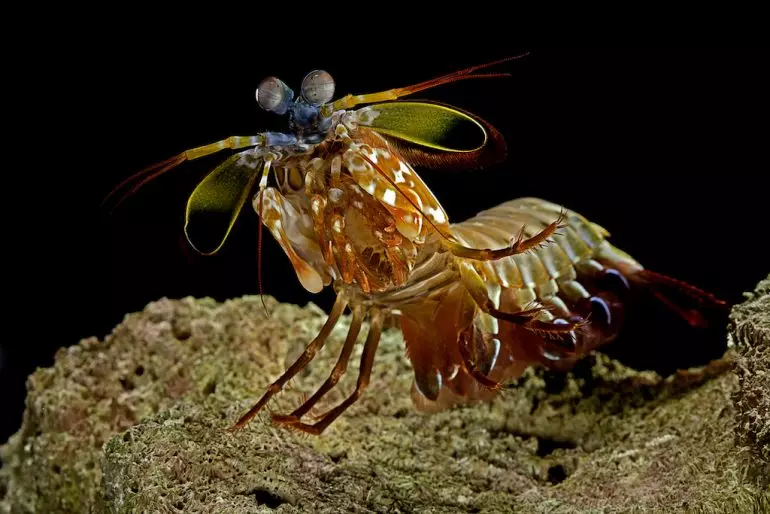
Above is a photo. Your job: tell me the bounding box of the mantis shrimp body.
[108,56,726,434]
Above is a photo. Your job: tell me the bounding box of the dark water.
[3,47,768,442]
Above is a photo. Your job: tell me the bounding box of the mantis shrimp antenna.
[257,190,270,317]
[257,160,273,317]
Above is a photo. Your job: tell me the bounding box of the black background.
[3,46,768,441]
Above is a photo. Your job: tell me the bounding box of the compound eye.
[256,77,294,114]
[300,70,335,106]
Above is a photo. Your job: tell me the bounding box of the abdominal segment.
[400,197,641,412]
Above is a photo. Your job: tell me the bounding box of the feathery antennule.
[394,53,530,96]
[101,153,188,212]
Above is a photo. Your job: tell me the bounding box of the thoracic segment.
[256,119,443,295]
[256,104,641,328]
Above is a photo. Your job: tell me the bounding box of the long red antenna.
[101,153,188,212]
[393,53,531,96]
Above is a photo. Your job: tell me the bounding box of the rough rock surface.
[730,274,770,487]
[1,281,768,513]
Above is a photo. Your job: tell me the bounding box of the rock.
[2,285,768,513]
[730,274,770,487]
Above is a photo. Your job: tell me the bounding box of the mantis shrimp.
[106,56,726,434]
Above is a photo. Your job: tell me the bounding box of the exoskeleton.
[108,57,726,434]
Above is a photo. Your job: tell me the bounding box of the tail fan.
[632,269,728,328]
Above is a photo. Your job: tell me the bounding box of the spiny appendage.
[530,318,587,356]
[447,210,567,262]
[509,209,568,252]
[459,260,584,340]
[476,291,585,352]
[482,296,585,336]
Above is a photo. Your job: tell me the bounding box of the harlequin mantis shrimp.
[106,55,727,434]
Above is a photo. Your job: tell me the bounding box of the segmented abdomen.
[401,197,648,413]
[451,197,642,316]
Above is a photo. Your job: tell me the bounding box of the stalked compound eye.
[256,77,294,115]
[300,70,335,106]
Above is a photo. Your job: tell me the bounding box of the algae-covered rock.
[0,297,329,513]
[730,274,770,487]
[2,279,769,513]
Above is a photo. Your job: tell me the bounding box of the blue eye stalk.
[255,70,336,146]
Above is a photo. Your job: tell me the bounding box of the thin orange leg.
[458,261,582,333]
[289,306,365,418]
[272,310,384,435]
[230,295,348,431]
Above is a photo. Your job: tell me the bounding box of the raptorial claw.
[458,332,504,391]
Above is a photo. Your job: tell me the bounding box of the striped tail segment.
[403,197,727,412]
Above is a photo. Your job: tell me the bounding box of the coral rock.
[1,285,768,513]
